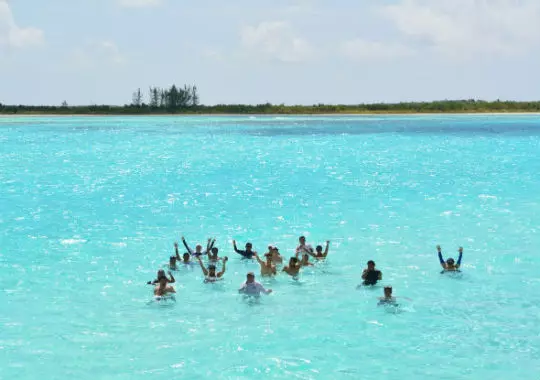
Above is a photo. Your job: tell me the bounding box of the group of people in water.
[148,235,464,305]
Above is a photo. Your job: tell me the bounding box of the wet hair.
[299,236,306,240]
[246,242,252,248]
[384,286,392,291]
[446,258,455,265]
[211,247,218,254]
[290,257,299,264]
[208,264,216,270]
[316,245,322,251]
[170,256,176,261]
[367,260,375,266]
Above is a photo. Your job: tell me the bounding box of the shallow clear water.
[1,115,540,379]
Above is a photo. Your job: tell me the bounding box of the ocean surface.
[1,115,539,379]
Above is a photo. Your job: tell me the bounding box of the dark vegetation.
[1,85,540,114]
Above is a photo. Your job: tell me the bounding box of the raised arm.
[181,236,194,255]
[174,242,181,260]
[437,245,446,269]
[167,271,176,284]
[254,253,264,266]
[323,241,330,257]
[217,257,228,278]
[196,257,208,276]
[232,240,247,257]
[456,247,463,268]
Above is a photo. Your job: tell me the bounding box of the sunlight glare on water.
[1,115,540,379]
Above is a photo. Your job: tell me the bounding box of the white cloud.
[381,0,540,58]
[240,21,313,63]
[0,1,44,48]
[118,0,162,8]
[70,40,125,69]
[341,39,414,61]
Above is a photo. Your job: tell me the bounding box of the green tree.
[132,88,143,107]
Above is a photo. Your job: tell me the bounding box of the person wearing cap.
[238,272,272,296]
[232,240,256,259]
[267,245,283,264]
[254,252,277,276]
[295,236,314,258]
[196,255,228,283]
[437,245,463,273]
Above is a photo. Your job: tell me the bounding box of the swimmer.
[181,236,214,258]
[168,255,178,271]
[361,260,382,286]
[208,247,222,263]
[152,270,176,296]
[238,272,273,296]
[377,286,397,306]
[180,252,194,266]
[282,257,301,276]
[196,256,228,283]
[309,240,330,260]
[147,269,168,285]
[300,253,314,267]
[254,252,277,276]
[232,240,256,259]
[437,245,463,273]
[295,236,314,258]
[266,245,283,264]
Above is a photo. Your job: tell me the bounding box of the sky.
[1,0,540,105]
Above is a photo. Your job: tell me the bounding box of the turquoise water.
[1,115,540,379]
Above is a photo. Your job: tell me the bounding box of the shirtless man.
[300,253,314,267]
[377,286,397,306]
[282,257,301,277]
[254,252,277,276]
[295,236,314,258]
[196,256,228,283]
[309,241,330,260]
[437,245,463,273]
[151,270,176,296]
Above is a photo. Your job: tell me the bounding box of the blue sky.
[1,0,539,105]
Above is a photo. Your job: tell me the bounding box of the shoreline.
[2,111,540,118]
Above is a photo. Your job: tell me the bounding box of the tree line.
[1,85,540,114]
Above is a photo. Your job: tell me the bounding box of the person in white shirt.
[295,236,314,258]
[238,272,273,296]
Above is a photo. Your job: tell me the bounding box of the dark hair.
[170,256,176,260]
[384,286,392,290]
[367,260,375,266]
[211,247,218,254]
[208,264,216,270]
[299,236,306,240]
[291,257,299,263]
[316,245,322,251]
[246,242,252,247]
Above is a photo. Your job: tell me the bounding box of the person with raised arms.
[196,255,228,283]
[181,236,214,258]
[148,269,176,296]
[238,272,273,296]
[437,245,463,273]
[295,236,314,258]
[254,252,277,276]
[309,241,330,260]
[232,240,256,259]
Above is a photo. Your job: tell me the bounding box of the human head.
[446,258,455,266]
[182,252,190,262]
[208,264,216,276]
[195,244,202,253]
[157,269,166,280]
[289,257,299,266]
[384,286,392,297]
[245,242,253,251]
[299,236,306,244]
[246,272,255,283]
[302,254,309,263]
[367,260,375,270]
[169,256,177,267]
[316,245,323,253]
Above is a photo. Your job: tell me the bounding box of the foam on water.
[1,115,540,379]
